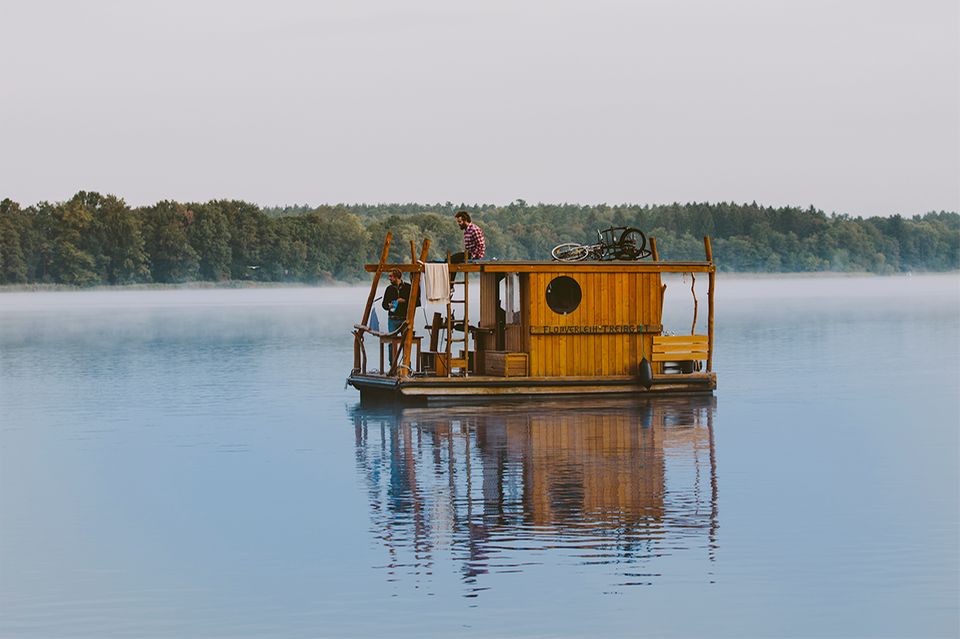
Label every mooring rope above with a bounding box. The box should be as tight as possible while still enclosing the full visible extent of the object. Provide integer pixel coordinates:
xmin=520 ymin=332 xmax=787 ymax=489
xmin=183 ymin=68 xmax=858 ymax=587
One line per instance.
xmin=690 ymin=272 xmax=699 ymax=335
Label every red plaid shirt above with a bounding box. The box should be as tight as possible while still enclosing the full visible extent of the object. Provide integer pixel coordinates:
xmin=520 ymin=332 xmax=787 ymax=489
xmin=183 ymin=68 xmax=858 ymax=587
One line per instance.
xmin=463 ymin=222 xmax=486 ymax=259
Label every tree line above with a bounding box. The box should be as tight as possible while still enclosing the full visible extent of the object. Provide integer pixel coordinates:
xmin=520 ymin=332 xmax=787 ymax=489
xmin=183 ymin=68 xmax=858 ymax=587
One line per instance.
xmin=0 ymin=193 xmax=956 ymax=286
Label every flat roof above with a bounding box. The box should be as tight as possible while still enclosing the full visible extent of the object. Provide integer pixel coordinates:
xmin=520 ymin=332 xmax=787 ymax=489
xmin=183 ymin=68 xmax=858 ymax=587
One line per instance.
xmin=364 ymin=260 xmax=715 ymax=274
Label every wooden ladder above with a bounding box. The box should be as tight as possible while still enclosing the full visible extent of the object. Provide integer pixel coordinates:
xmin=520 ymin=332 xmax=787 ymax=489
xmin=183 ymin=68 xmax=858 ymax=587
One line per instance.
xmin=444 ymin=256 xmax=470 ymax=377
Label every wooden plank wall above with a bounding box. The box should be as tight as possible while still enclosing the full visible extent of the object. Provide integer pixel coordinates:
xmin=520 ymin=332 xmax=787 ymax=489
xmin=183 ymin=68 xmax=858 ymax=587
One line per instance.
xmin=479 ymin=272 xmax=499 ymax=329
xmin=526 ymin=271 xmax=662 ymax=377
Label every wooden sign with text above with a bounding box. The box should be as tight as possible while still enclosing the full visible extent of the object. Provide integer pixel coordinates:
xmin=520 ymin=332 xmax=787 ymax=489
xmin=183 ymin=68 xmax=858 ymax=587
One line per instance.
xmin=530 ymin=324 xmax=663 ymax=335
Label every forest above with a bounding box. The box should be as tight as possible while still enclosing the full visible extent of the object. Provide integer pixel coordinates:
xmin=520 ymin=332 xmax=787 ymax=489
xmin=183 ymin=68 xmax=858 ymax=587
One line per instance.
xmin=0 ymin=193 xmax=956 ymax=286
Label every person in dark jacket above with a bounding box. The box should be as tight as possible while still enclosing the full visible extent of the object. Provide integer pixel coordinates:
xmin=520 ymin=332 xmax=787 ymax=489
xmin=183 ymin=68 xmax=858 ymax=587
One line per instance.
xmin=381 ymin=269 xmax=419 ymax=334
xmin=381 ymin=268 xmax=420 ymax=367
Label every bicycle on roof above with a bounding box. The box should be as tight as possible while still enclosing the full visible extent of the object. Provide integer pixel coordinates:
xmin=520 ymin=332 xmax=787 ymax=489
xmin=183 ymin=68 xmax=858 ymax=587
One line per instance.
xmin=551 ymin=226 xmax=652 ymax=262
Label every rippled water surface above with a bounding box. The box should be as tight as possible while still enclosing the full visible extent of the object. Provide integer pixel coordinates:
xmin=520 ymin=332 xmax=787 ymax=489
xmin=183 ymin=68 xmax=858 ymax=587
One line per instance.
xmin=1 ymin=276 xmax=957 ymax=638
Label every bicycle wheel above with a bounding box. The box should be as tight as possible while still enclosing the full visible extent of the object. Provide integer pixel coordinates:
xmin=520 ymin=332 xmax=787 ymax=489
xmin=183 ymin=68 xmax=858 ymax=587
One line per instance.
xmin=615 ymin=228 xmax=650 ymax=260
xmin=551 ymin=243 xmax=590 ymax=261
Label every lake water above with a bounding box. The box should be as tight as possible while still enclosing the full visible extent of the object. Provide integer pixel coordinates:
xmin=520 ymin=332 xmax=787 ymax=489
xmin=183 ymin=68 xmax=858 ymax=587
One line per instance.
xmin=1 ymin=275 xmax=958 ymax=638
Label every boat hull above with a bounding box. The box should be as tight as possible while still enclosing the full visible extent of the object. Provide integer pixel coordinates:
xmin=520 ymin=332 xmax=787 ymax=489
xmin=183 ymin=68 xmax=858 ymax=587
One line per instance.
xmin=347 ymin=372 xmax=716 ymax=405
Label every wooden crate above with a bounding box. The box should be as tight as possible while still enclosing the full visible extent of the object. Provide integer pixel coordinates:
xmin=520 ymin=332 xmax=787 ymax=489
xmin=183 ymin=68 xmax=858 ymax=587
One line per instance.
xmin=485 ymin=351 xmax=528 ymax=377
xmin=429 ymin=352 xmax=472 ymax=376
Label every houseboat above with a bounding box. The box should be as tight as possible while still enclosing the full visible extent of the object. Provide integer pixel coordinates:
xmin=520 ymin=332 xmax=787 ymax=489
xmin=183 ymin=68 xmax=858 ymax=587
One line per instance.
xmin=348 ymin=230 xmax=717 ymax=404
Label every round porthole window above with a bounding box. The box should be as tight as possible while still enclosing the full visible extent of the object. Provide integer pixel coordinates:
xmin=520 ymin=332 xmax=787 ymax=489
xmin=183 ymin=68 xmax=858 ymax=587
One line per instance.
xmin=545 ymin=276 xmax=582 ymax=315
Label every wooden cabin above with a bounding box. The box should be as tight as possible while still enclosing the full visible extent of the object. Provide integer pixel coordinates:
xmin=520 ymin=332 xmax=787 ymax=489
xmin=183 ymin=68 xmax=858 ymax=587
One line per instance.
xmin=348 ymin=233 xmax=717 ymax=404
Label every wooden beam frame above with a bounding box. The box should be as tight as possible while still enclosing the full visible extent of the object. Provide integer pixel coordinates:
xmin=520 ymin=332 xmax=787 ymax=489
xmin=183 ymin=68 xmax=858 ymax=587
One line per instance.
xmin=704 ymin=236 xmax=715 ymax=372
xmin=355 ymin=232 xmax=391 ymax=371
xmin=365 ymin=263 xmax=480 ymax=273
xmin=400 ymin=239 xmax=430 ymax=377
xmin=356 ymin=233 xmax=719 ymax=378
xmin=361 ymin=233 xmax=392 ymax=325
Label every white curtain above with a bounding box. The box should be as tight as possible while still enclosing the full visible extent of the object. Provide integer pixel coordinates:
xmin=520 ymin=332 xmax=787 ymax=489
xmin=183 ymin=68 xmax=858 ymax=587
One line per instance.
xmin=504 ymin=273 xmax=517 ymax=323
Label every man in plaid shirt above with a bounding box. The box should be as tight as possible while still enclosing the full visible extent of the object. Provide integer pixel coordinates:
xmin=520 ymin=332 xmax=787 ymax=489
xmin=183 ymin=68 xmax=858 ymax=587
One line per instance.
xmin=453 ymin=211 xmax=485 ymax=262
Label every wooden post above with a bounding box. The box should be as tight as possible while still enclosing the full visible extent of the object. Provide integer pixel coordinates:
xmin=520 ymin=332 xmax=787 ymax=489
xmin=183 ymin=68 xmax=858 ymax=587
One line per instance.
xmin=463 ymin=249 xmax=470 ymax=374
xmin=401 ymin=239 xmax=430 ymax=377
xmin=446 ymin=251 xmax=452 ymax=377
xmin=704 ymin=236 xmax=715 ymax=372
xmin=652 ymin=236 xmax=664 ymax=374
xmin=361 ymin=233 xmax=392 ymax=326
xmin=463 ymin=270 xmax=470 ymax=375
xmin=356 ymin=233 xmax=392 ymax=370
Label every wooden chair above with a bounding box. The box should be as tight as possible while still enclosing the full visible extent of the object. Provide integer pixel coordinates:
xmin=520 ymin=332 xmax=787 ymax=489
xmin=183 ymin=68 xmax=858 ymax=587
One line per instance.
xmin=651 ymin=335 xmax=708 ymax=374
xmin=379 ymin=323 xmax=422 ymax=375
xmin=354 ymin=322 xmax=421 ymax=375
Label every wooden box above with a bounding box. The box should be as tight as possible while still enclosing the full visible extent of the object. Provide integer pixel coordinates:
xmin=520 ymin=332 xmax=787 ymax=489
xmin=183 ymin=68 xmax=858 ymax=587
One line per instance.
xmin=485 ymin=351 xmax=528 ymax=377
xmin=428 ymin=352 xmax=472 ymax=376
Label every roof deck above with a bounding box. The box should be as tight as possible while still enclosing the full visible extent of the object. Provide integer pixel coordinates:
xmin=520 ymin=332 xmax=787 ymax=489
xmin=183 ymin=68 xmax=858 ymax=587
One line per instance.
xmin=365 ymin=260 xmax=716 ymax=274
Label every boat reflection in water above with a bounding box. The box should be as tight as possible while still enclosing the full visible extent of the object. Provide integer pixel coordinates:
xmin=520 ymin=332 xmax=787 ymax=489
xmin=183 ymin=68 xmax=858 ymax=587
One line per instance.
xmin=352 ymin=397 xmax=717 ymax=595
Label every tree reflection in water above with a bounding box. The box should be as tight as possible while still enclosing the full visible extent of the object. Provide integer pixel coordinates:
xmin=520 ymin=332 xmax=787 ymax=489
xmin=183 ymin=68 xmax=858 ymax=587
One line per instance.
xmin=352 ymin=397 xmax=717 ymax=595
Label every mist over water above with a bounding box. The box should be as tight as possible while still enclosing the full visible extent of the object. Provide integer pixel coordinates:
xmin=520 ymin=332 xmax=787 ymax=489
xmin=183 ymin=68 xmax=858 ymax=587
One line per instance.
xmin=1 ymin=275 xmax=957 ymax=638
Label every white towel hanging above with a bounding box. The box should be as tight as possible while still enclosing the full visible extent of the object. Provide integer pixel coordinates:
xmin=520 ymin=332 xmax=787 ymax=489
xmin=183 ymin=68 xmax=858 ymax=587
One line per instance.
xmin=422 ymin=263 xmax=450 ymax=304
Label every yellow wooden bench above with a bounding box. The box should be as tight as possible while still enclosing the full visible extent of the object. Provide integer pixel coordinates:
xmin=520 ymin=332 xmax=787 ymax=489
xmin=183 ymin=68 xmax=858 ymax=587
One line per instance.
xmin=652 ymin=334 xmax=708 ymax=373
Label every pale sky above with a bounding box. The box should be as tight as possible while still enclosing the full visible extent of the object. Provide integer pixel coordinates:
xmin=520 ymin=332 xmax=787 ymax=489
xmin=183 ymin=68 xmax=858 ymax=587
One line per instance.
xmin=1 ymin=0 xmax=957 ymax=217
